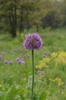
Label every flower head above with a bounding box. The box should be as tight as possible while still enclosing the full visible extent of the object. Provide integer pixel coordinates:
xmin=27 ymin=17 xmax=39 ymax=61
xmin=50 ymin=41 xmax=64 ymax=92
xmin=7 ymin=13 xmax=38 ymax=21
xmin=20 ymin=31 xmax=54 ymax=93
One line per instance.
xmin=21 ymin=58 xmax=25 ymax=63
xmin=27 ymin=55 xmax=30 ymax=58
xmin=23 ymin=33 xmax=42 ymax=50
xmin=17 ymin=60 xmax=22 ymax=64
xmin=9 ymin=61 xmax=13 ymax=65
xmin=4 ymin=60 xmax=8 ymax=64
xmin=16 ymin=57 xmax=20 ymax=61
xmin=38 ymin=70 xmax=44 ymax=74
xmin=2 ymin=52 xmax=6 ymax=55
xmin=0 ymin=55 xmax=2 ymax=60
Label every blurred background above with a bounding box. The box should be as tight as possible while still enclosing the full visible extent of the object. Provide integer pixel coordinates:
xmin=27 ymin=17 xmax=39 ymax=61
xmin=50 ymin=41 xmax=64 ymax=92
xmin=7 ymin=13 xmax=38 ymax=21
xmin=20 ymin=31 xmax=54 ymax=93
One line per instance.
xmin=0 ymin=0 xmax=66 ymax=37
xmin=0 ymin=1 xmax=66 ymax=100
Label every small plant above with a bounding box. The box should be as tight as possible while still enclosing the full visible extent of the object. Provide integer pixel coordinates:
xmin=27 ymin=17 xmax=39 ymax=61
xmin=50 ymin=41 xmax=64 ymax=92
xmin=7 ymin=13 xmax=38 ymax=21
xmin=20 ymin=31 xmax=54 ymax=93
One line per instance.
xmin=23 ymin=33 xmax=43 ymax=100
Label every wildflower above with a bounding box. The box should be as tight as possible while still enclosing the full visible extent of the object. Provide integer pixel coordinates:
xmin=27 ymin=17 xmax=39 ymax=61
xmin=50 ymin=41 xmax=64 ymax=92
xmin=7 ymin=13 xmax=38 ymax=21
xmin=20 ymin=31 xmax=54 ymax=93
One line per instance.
xmin=38 ymin=70 xmax=44 ymax=74
xmin=23 ymin=33 xmax=43 ymax=100
xmin=2 ymin=52 xmax=6 ymax=55
xmin=48 ymin=53 xmax=51 ymax=56
xmin=23 ymin=33 xmax=42 ymax=50
xmin=17 ymin=60 xmax=22 ymax=64
xmin=43 ymin=54 xmax=46 ymax=58
xmin=43 ymin=58 xmax=50 ymax=62
xmin=9 ymin=61 xmax=13 ymax=65
xmin=27 ymin=55 xmax=30 ymax=58
xmin=51 ymin=52 xmax=57 ymax=58
xmin=21 ymin=59 xmax=25 ymax=63
xmin=44 ymin=52 xmax=47 ymax=55
xmin=16 ymin=58 xmax=20 ymax=61
xmin=43 ymin=52 xmax=47 ymax=58
xmin=53 ymin=77 xmax=64 ymax=86
xmin=0 ymin=55 xmax=2 ymax=60
xmin=4 ymin=60 xmax=8 ymax=64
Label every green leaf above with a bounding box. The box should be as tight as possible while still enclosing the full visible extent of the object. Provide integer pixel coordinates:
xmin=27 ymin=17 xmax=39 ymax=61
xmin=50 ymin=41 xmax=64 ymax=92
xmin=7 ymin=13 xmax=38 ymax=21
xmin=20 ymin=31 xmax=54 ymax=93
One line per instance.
xmin=39 ymin=91 xmax=46 ymax=100
xmin=4 ymin=84 xmax=16 ymax=100
xmin=0 ymin=91 xmax=3 ymax=97
xmin=20 ymin=94 xmax=25 ymax=100
xmin=33 ymin=93 xmax=38 ymax=100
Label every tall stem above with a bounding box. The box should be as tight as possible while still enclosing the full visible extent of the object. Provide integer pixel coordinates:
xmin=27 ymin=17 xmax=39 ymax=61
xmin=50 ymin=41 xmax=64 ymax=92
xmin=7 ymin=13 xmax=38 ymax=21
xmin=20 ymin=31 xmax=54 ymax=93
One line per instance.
xmin=31 ymin=50 xmax=34 ymax=100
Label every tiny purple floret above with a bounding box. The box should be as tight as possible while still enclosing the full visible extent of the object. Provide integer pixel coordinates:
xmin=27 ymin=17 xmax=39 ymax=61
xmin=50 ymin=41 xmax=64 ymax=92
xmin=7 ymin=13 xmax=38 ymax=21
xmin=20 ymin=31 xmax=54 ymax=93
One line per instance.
xmin=0 ymin=55 xmax=2 ymax=60
xmin=4 ymin=60 xmax=8 ymax=64
xmin=43 ymin=54 xmax=46 ymax=58
xmin=27 ymin=55 xmax=30 ymax=58
xmin=38 ymin=70 xmax=44 ymax=75
xmin=16 ymin=58 xmax=20 ymax=61
xmin=21 ymin=59 xmax=25 ymax=63
xmin=2 ymin=52 xmax=6 ymax=55
xmin=17 ymin=60 xmax=22 ymax=64
xmin=9 ymin=61 xmax=13 ymax=65
xmin=44 ymin=52 xmax=47 ymax=55
xmin=48 ymin=53 xmax=51 ymax=56
xmin=23 ymin=33 xmax=43 ymax=50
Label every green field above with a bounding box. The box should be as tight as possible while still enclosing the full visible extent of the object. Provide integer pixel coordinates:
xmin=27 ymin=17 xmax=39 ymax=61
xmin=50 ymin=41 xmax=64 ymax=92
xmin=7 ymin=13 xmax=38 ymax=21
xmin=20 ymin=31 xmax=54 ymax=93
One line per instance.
xmin=0 ymin=28 xmax=66 ymax=100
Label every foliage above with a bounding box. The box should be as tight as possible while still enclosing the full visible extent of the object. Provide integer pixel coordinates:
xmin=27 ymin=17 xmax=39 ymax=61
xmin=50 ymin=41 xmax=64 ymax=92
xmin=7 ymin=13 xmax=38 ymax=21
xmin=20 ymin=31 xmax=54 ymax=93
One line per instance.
xmin=0 ymin=0 xmax=66 ymax=36
xmin=0 ymin=28 xmax=66 ymax=100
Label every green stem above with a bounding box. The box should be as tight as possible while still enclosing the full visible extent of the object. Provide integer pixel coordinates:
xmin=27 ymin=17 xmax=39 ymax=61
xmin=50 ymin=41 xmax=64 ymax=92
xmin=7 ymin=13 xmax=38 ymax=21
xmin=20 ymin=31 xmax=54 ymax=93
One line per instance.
xmin=31 ymin=50 xmax=34 ymax=100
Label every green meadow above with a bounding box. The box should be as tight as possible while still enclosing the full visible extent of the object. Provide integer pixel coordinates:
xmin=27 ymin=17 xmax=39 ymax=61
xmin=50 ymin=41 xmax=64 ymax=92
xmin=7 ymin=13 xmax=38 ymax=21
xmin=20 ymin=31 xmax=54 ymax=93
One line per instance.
xmin=0 ymin=27 xmax=66 ymax=100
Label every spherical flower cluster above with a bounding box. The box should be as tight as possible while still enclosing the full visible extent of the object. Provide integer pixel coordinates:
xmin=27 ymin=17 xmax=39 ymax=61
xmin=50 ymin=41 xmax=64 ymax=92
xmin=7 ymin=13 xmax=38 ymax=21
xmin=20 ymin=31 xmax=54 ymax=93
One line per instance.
xmin=27 ymin=55 xmax=30 ymax=58
xmin=0 ymin=55 xmax=2 ymax=60
xmin=16 ymin=57 xmax=25 ymax=64
xmin=4 ymin=60 xmax=13 ymax=65
xmin=4 ymin=60 xmax=9 ymax=64
xmin=9 ymin=61 xmax=13 ymax=65
xmin=23 ymin=33 xmax=43 ymax=50
xmin=2 ymin=52 xmax=6 ymax=55
xmin=38 ymin=70 xmax=44 ymax=75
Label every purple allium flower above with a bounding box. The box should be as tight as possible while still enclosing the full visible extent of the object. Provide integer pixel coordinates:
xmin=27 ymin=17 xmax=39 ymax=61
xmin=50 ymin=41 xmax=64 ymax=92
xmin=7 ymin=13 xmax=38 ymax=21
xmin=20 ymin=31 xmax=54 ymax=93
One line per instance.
xmin=22 ymin=58 xmax=24 ymax=61
xmin=44 ymin=52 xmax=47 ymax=55
xmin=48 ymin=53 xmax=51 ymax=56
xmin=43 ymin=54 xmax=46 ymax=58
xmin=2 ymin=52 xmax=6 ymax=55
xmin=17 ymin=58 xmax=25 ymax=64
xmin=9 ymin=61 xmax=13 ymax=65
xmin=38 ymin=70 xmax=44 ymax=75
xmin=27 ymin=55 xmax=30 ymax=58
xmin=21 ymin=58 xmax=25 ymax=63
xmin=16 ymin=58 xmax=20 ymax=61
xmin=23 ymin=33 xmax=43 ymax=50
xmin=17 ymin=60 xmax=22 ymax=64
xmin=0 ymin=55 xmax=2 ymax=60
xmin=4 ymin=60 xmax=8 ymax=64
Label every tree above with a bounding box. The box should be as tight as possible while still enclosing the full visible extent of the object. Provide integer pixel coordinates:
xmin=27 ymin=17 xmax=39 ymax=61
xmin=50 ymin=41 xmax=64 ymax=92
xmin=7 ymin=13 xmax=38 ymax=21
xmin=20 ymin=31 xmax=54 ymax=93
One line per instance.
xmin=0 ymin=0 xmax=18 ymax=37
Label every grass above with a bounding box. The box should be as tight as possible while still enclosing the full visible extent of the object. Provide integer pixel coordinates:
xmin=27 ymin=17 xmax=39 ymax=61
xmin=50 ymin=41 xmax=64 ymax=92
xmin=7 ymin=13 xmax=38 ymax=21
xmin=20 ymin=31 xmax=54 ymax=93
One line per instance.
xmin=0 ymin=27 xmax=66 ymax=100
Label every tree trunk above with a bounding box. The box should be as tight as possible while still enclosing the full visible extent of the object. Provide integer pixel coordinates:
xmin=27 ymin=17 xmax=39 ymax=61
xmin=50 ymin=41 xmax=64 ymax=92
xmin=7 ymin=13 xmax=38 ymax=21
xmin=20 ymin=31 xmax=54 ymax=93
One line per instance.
xmin=36 ymin=24 xmax=39 ymax=32
xmin=20 ymin=6 xmax=24 ymax=33
xmin=11 ymin=26 xmax=16 ymax=37
xmin=8 ymin=0 xmax=17 ymax=38
xmin=20 ymin=17 xmax=24 ymax=33
xmin=14 ymin=0 xmax=17 ymax=37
